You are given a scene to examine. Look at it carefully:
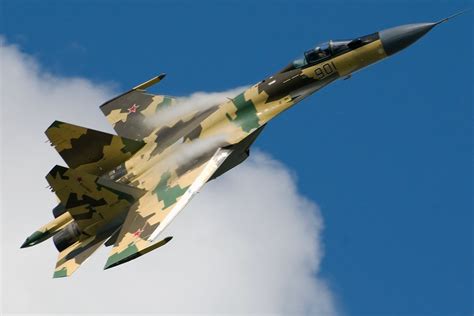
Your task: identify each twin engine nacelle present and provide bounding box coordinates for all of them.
[53,221,81,252]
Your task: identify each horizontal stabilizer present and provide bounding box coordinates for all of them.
[45,121,145,176]
[46,165,139,231]
[53,236,106,278]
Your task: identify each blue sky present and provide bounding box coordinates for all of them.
[1,0,472,314]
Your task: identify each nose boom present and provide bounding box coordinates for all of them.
[379,10,468,56]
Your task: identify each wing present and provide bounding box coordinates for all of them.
[99,74,220,145]
[104,148,232,269]
[100,74,178,141]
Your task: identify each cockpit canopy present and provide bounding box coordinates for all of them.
[292,40,351,69]
[281,33,379,73]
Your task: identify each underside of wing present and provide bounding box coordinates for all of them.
[104,148,232,269]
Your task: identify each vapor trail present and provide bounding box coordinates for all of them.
[144,86,248,128]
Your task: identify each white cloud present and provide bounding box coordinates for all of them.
[0,37,338,315]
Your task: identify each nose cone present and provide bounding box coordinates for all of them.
[379,23,436,56]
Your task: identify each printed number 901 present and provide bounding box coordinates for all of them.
[315,62,337,80]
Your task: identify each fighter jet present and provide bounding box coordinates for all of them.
[21,13,465,277]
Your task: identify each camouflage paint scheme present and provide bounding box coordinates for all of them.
[20,20,439,277]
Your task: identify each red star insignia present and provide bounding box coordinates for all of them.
[127,104,139,113]
[132,228,144,238]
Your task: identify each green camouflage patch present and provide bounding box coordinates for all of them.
[153,172,189,208]
[226,93,260,133]
[104,242,139,269]
[53,267,68,278]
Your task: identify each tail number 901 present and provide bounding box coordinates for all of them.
[314,62,337,80]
